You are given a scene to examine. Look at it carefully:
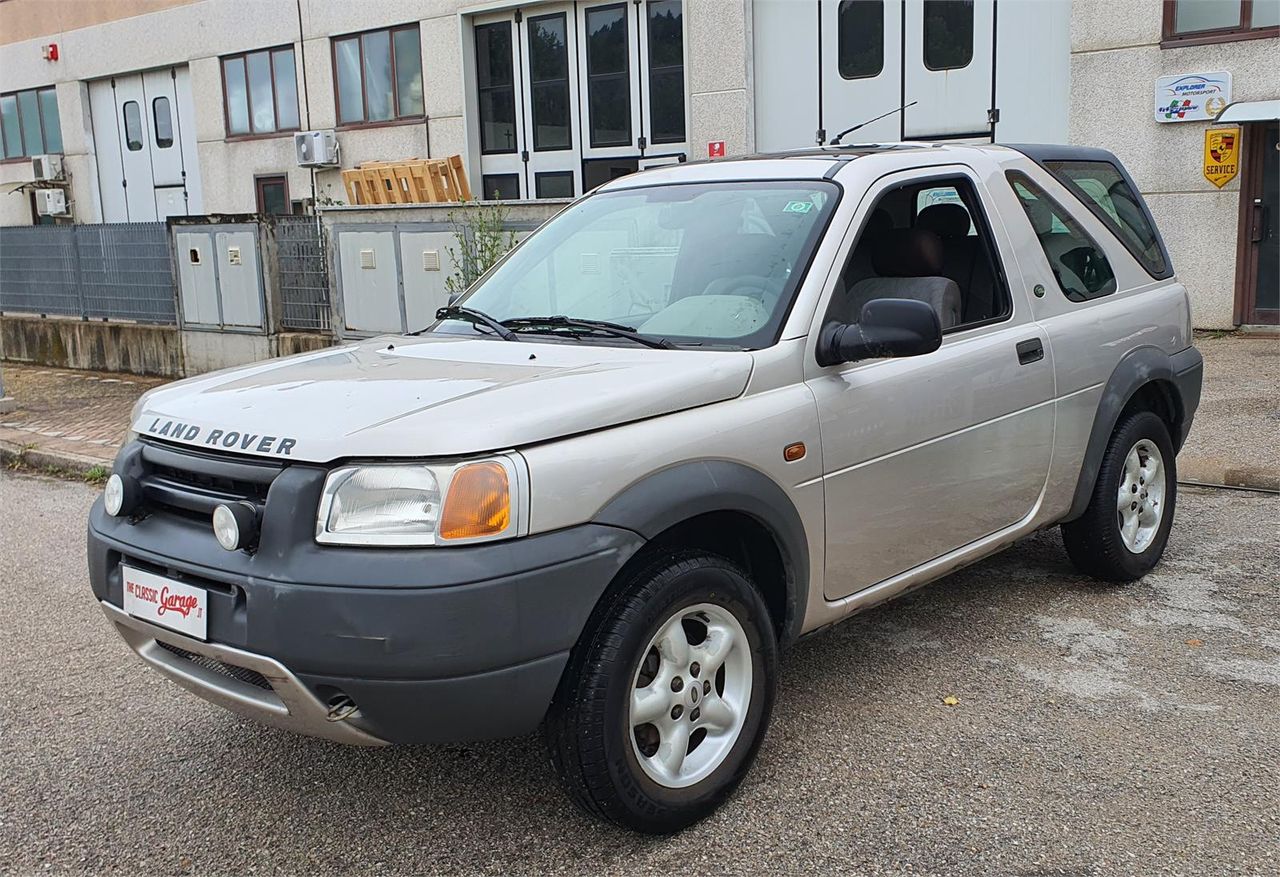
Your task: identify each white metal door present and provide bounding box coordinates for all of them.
[520,5,582,198]
[902,0,995,138]
[752,0,819,152]
[820,0,904,144]
[90,67,203,222]
[474,14,528,199]
[576,1,641,161]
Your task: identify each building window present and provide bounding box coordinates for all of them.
[1162,0,1280,45]
[0,86,61,159]
[255,175,291,215]
[123,101,144,151]
[475,22,517,154]
[332,25,424,126]
[222,46,301,136]
[923,0,974,71]
[483,173,520,201]
[536,171,575,199]
[586,4,631,147]
[838,0,884,80]
[647,0,685,144]
[529,13,572,151]
[153,97,174,148]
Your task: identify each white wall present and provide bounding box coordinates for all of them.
[1069,0,1279,328]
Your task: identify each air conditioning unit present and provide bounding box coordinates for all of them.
[294,130,340,168]
[32,154,64,181]
[34,188,68,216]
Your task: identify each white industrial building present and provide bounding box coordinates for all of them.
[0,0,1275,328]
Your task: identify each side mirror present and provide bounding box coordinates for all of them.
[816,298,943,367]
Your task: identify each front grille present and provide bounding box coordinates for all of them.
[149,463,271,504]
[136,440,283,520]
[156,640,273,691]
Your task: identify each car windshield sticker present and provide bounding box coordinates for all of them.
[783,200,814,214]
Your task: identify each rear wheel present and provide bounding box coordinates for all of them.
[1062,410,1177,582]
[545,551,777,833]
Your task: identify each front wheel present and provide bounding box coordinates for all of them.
[545,551,777,833]
[1062,410,1177,582]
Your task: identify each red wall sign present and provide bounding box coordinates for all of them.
[707,141,726,158]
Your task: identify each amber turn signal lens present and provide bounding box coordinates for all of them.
[783,442,806,462]
[439,461,511,540]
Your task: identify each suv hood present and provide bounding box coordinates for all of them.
[134,335,753,462]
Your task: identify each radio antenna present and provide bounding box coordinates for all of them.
[829,101,919,146]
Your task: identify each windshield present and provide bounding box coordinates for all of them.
[438,180,840,348]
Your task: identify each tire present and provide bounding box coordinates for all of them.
[1062,410,1177,582]
[545,550,777,834]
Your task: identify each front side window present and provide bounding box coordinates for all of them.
[1007,171,1116,303]
[222,46,301,136]
[586,4,631,147]
[332,25,424,126]
[475,22,517,154]
[923,0,974,70]
[1043,159,1168,277]
[529,13,571,151]
[838,0,884,79]
[0,86,61,159]
[445,181,839,348]
[647,0,685,143]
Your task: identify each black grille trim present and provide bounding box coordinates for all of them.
[155,640,273,691]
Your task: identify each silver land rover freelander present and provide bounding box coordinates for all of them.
[89,143,1202,833]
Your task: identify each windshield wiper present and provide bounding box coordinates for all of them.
[415,305,519,341]
[502,315,675,349]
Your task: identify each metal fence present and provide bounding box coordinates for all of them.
[273,215,331,331]
[0,222,177,324]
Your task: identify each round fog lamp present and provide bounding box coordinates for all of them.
[104,474,126,516]
[212,502,257,551]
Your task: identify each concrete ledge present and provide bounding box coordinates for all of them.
[0,437,109,478]
[1,315,183,377]
[278,331,337,357]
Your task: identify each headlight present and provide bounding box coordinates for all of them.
[315,455,526,546]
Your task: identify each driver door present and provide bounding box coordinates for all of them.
[805,166,1055,600]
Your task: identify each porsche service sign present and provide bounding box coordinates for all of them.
[1203,127,1241,189]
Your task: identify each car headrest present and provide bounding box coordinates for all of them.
[1022,196,1055,236]
[871,228,945,278]
[865,208,893,236]
[917,203,971,239]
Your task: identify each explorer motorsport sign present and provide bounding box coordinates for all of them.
[144,416,298,456]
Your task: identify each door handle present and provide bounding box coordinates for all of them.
[1016,338,1044,365]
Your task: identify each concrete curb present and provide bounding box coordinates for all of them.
[1178,458,1280,493]
[0,438,111,479]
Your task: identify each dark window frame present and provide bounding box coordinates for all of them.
[152,96,174,148]
[254,173,292,215]
[922,0,974,71]
[483,173,521,201]
[528,11,573,152]
[1160,0,1280,47]
[0,85,59,162]
[827,171,1013,334]
[535,170,575,199]
[1006,170,1118,304]
[330,24,425,129]
[837,0,885,80]
[475,20,518,155]
[646,0,686,144]
[585,2,632,149]
[220,44,302,139]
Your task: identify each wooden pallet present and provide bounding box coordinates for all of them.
[341,155,473,205]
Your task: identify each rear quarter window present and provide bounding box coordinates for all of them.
[1042,159,1168,278]
[1007,171,1117,303]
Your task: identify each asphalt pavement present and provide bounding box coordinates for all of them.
[1,471,1276,876]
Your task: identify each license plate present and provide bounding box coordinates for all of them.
[122,566,208,640]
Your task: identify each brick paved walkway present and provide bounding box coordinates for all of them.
[0,364,165,466]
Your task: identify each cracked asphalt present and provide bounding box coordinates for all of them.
[1,471,1277,876]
